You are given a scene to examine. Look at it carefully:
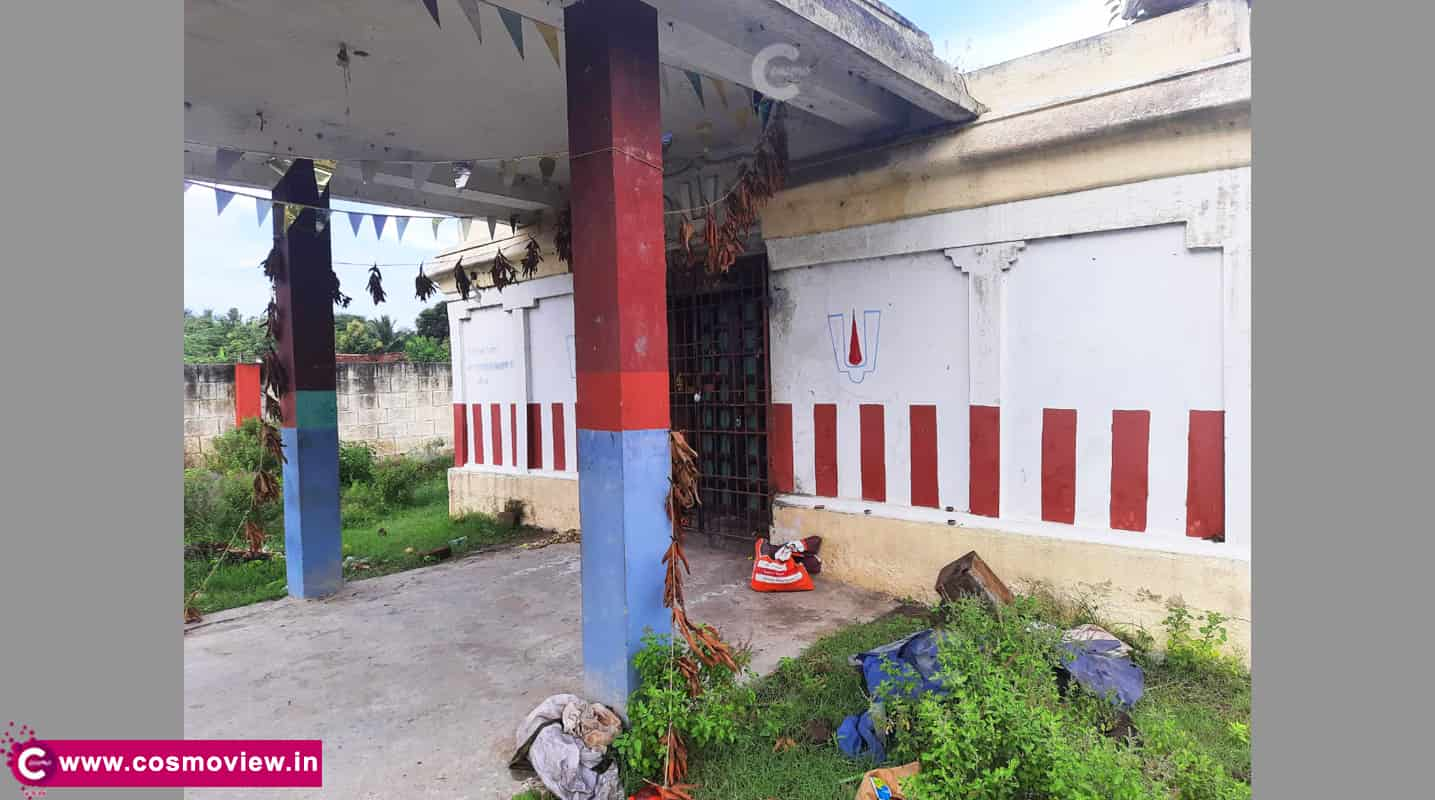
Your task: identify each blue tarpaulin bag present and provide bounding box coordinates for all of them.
[1058,638,1145,708]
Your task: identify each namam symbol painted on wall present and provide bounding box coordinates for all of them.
[827,310,881,383]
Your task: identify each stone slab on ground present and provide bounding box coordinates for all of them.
[183,540,897,800]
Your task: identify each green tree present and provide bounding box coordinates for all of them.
[184,308,268,363]
[414,303,449,342]
[366,315,410,353]
[403,336,450,363]
[335,319,380,354]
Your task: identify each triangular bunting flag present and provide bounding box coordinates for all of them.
[214,188,236,216]
[459,217,474,242]
[487,217,497,240]
[457,0,483,42]
[283,204,301,231]
[411,163,428,190]
[432,217,443,240]
[374,215,390,240]
[498,8,524,58]
[184,181,193,193]
[419,0,440,27]
[360,160,380,184]
[348,211,365,237]
[712,77,730,108]
[214,148,243,178]
[685,71,705,107]
[256,198,271,227]
[396,216,410,242]
[536,22,561,67]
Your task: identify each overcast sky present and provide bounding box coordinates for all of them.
[182,0,1115,330]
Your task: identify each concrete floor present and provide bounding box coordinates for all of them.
[183,540,897,800]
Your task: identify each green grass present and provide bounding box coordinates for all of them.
[683,610,934,800]
[184,474,528,615]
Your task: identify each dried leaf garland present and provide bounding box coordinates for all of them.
[678,217,695,264]
[261,420,287,466]
[452,257,473,300]
[261,245,286,281]
[261,348,288,396]
[366,264,387,305]
[252,468,280,504]
[329,268,352,308]
[264,391,283,424]
[676,655,703,698]
[262,300,282,341]
[415,261,439,301]
[555,205,573,265]
[490,250,517,292]
[662,726,689,788]
[243,520,266,554]
[643,781,696,800]
[521,237,543,279]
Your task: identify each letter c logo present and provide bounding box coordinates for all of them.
[17,746,49,781]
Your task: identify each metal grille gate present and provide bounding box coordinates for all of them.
[667,253,772,548]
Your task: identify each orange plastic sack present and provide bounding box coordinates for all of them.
[750,540,815,592]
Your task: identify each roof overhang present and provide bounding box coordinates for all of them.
[185,0,984,216]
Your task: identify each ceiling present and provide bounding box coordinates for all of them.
[184,0,983,217]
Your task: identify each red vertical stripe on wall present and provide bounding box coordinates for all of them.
[1041,408,1077,524]
[490,403,503,466]
[552,403,566,472]
[527,403,544,470]
[1110,410,1151,532]
[969,406,1000,517]
[452,404,468,467]
[910,405,939,509]
[233,363,262,427]
[859,404,887,502]
[814,404,838,498]
[510,404,518,468]
[769,403,794,494]
[1186,410,1226,539]
[471,404,485,464]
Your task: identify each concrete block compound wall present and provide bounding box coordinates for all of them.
[182,362,454,466]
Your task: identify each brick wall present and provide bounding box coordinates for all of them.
[183,364,239,465]
[182,362,454,466]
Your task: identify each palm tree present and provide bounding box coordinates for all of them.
[365,315,408,353]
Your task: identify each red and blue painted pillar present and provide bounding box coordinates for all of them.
[564,0,671,707]
[272,160,343,598]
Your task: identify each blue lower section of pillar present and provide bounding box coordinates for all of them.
[281,425,343,598]
[578,427,673,708]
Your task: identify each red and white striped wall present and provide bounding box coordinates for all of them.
[448,275,578,479]
[769,224,1233,544]
[770,401,1223,538]
[451,400,577,474]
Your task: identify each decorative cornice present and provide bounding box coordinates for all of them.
[944,241,1026,276]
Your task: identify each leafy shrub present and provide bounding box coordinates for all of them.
[340,481,385,527]
[1160,605,1243,678]
[339,442,376,486]
[403,336,450,363]
[884,598,1163,800]
[372,456,424,507]
[613,632,755,788]
[205,417,265,473]
[183,468,281,550]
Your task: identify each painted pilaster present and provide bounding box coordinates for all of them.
[564,0,671,709]
[272,160,342,599]
[946,242,1025,517]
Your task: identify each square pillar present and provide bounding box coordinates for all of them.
[272,160,342,598]
[564,0,671,707]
